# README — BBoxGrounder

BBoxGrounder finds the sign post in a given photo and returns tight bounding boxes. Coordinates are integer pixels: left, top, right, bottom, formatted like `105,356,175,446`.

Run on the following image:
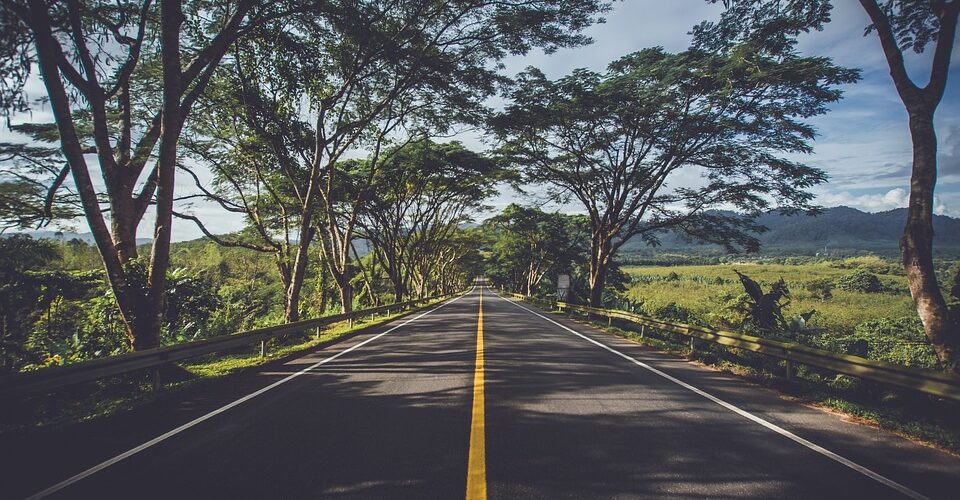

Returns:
557,274,570,302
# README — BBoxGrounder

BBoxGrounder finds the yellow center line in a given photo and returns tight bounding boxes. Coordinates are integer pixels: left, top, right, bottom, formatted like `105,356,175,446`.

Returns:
466,286,487,500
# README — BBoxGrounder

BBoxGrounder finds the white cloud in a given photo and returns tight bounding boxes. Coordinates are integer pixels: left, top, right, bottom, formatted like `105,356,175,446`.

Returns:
816,188,953,216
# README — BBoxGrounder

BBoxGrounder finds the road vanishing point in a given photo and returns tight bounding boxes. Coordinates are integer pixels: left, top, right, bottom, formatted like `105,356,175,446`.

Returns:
3,285,959,499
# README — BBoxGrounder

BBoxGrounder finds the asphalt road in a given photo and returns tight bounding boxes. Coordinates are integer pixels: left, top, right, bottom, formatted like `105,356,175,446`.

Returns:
3,286,959,499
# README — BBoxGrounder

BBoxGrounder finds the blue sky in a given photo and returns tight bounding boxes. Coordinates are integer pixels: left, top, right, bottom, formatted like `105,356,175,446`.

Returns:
477,0,960,220
4,1,959,240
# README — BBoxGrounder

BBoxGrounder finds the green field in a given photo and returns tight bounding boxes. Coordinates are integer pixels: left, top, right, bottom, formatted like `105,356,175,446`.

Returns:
620,256,943,368
623,258,913,333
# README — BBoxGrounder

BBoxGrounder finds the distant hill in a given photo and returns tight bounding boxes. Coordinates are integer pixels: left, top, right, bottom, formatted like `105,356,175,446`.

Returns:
622,206,960,257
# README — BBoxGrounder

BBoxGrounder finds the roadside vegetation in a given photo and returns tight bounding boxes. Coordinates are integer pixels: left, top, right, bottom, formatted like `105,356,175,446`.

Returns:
620,258,941,367
590,315,960,455
1,302,442,435
0,232,478,374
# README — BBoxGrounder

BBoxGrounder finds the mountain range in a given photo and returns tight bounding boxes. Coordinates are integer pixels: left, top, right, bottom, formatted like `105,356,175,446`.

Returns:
9,206,960,257
622,206,960,257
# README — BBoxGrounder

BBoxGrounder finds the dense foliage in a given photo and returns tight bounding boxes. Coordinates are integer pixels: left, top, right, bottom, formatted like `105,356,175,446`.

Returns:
0,0,611,350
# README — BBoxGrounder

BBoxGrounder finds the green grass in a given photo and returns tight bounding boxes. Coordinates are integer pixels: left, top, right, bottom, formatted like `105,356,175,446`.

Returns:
622,260,916,335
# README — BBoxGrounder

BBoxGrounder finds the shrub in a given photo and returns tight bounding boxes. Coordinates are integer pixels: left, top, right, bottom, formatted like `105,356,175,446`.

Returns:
733,270,790,331
650,302,694,323
849,317,939,369
806,279,833,301
836,270,883,293
832,255,891,273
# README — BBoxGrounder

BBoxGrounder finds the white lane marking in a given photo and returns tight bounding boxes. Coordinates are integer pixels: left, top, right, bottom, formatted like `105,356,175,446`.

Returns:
27,291,474,500
494,292,929,500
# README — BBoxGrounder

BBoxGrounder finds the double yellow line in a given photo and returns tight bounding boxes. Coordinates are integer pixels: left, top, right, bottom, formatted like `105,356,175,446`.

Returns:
466,287,487,499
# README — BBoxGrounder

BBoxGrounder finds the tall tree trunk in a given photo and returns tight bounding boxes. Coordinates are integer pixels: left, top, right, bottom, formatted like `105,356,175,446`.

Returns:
526,261,535,297
28,0,148,350
284,224,314,323
587,236,611,307
111,195,140,262
136,0,186,351
393,278,405,303
384,253,405,302
902,110,959,373
335,270,353,314
316,253,329,316
860,0,960,374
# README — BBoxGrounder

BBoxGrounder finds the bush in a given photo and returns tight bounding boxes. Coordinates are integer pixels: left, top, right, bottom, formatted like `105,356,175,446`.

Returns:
832,255,892,274
848,317,939,369
733,271,790,331
836,270,883,293
649,302,694,323
806,279,833,301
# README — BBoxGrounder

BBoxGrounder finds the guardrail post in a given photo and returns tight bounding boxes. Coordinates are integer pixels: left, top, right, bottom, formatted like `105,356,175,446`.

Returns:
348,318,353,328
640,325,645,338
785,360,794,380
607,316,612,328
315,326,322,340
260,340,266,358
689,336,695,352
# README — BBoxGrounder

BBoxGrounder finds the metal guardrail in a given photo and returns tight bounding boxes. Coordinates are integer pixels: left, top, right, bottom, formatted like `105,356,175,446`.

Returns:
504,292,960,402
0,292,461,397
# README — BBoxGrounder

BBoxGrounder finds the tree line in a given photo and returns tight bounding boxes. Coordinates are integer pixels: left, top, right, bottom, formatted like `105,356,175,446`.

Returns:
0,0,609,354
1,1,957,374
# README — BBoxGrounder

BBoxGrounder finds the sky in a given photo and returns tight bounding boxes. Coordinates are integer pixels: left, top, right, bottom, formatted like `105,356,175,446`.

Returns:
4,0,960,241
474,0,960,219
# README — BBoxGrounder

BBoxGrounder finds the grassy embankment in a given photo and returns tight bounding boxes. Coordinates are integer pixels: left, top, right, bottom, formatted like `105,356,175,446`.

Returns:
2,298,449,435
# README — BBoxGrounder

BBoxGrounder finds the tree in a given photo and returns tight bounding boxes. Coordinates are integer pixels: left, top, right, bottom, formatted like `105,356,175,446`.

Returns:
483,204,588,296
310,0,611,313
178,0,610,316
0,1,303,350
493,46,856,307
358,141,499,302
177,26,322,323
703,0,960,373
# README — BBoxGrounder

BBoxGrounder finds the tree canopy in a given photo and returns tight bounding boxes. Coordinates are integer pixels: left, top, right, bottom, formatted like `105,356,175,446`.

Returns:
493,43,857,305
